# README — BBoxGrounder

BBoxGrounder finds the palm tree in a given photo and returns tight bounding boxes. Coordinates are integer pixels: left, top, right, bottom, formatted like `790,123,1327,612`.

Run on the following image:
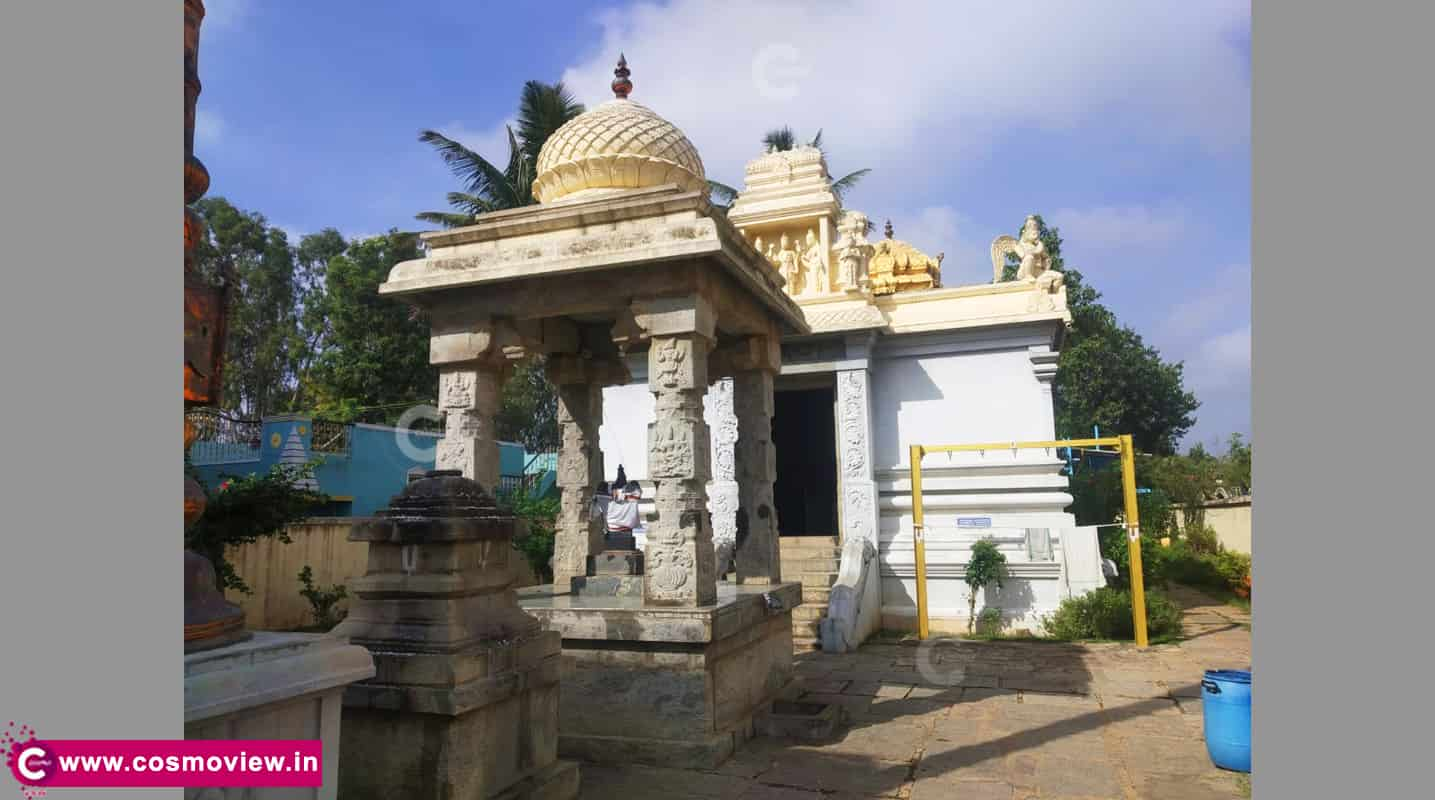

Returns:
707,126,872,220
416,81,585,229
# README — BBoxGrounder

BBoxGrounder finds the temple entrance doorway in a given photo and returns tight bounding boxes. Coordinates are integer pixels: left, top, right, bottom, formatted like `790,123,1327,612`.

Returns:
773,383,839,537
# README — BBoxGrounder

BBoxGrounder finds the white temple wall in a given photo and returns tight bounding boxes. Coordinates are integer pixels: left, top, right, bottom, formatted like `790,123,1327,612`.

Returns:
869,326,1081,633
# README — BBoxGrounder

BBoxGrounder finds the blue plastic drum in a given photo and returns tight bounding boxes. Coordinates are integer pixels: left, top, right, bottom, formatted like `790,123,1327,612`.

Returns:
1201,669,1251,772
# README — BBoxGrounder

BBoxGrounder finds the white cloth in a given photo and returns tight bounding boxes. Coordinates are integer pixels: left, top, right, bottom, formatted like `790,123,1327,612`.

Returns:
606,498,641,531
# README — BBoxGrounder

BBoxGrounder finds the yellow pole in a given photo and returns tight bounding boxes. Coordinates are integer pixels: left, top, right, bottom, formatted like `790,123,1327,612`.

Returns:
910,444,930,640
1119,434,1149,648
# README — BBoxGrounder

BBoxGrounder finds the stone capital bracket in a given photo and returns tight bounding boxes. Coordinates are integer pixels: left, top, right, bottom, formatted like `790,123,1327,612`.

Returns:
630,295,716,343
709,331,781,382
548,351,632,388
429,317,530,368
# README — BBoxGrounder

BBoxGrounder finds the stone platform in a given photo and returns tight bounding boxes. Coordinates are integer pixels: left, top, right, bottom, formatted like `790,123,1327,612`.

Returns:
518,581,803,769
185,632,375,800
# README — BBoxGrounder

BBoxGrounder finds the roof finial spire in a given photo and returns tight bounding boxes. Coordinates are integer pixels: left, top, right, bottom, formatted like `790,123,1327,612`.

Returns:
884,219,894,239
612,53,632,99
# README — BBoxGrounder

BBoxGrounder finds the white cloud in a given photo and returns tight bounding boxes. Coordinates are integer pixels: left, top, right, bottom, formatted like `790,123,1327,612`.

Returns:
195,109,224,147
1160,263,1250,339
1048,205,1191,250
555,0,1249,191
1187,325,1250,393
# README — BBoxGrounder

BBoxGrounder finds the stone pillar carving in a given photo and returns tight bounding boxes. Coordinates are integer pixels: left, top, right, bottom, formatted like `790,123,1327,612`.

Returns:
708,377,740,580
644,333,718,606
435,366,504,492
550,354,605,590
836,368,879,549
733,365,780,584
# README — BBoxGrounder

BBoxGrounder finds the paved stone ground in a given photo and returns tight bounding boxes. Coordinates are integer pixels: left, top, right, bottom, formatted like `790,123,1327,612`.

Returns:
578,586,1251,799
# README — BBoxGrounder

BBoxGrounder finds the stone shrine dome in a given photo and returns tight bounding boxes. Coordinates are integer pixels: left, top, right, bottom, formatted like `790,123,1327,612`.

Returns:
532,55,706,204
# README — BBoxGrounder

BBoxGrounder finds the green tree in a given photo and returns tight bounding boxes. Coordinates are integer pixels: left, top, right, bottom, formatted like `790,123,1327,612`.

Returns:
192,197,304,417
306,232,437,422
416,81,585,228
496,360,560,452
1005,215,1199,454
291,228,349,410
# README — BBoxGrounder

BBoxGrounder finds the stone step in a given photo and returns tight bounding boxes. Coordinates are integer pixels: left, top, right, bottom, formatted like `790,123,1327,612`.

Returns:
797,571,838,588
792,619,823,638
786,557,840,574
792,636,823,652
802,585,832,605
793,605,828,622
780,548,842,561
780,536,839,551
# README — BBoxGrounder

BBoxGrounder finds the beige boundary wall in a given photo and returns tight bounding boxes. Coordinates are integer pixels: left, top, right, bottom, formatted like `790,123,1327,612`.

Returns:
226,518,541,631
1175,498,1252,554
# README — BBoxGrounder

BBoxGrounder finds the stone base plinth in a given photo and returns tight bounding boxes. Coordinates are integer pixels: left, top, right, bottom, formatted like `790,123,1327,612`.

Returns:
570,575,644,597
339,629,577,800
517,582,802,769
184,632,376,800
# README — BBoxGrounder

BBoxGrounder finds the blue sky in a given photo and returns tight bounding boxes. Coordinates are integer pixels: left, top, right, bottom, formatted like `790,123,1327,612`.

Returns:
196,0,1250,452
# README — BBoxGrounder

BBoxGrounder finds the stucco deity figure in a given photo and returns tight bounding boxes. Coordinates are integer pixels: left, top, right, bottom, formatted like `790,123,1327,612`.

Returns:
991,215,1060,286
801,229,826,295
777,232,803,294
834,211,872,291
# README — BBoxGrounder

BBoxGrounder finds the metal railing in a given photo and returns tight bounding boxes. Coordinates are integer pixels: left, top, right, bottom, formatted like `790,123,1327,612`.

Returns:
185,409,263,464
309,419,350,454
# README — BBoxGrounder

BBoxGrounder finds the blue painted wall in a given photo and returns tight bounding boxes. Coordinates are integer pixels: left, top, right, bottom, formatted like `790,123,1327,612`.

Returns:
188,415,540,517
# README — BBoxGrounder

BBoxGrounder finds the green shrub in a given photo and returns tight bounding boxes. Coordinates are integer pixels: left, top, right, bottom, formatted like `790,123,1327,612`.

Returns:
974,607,1004,638
1044,587,1183,642
1184,524,1221,555
965,539,1007,634
498,482,559,584
297,565,348,629
1098,529,1167,591
186,461,329,594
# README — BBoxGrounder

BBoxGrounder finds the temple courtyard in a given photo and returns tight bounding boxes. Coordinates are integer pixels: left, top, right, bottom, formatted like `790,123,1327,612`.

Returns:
579,586,1251,800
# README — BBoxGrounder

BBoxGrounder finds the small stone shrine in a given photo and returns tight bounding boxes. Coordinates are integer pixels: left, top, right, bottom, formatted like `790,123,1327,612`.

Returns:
335,470,578,799
377,57,807,769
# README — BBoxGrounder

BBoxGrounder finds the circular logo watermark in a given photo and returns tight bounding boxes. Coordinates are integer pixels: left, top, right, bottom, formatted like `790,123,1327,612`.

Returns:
913,637,968,687
393,403,442,463
751,42,808,101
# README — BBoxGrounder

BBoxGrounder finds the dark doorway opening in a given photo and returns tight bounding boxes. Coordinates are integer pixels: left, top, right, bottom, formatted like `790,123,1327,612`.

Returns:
773,386,838,536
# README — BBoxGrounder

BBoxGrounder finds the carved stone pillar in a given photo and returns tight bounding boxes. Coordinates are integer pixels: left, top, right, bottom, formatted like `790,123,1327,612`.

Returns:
708,377,740,580
644,333,717,606
550,354,605,590
733,366,780,584
435,366,504,492
836,368,879,550
431,321,512,493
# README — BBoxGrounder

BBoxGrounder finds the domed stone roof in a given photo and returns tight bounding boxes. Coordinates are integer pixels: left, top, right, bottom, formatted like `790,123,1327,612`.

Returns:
531,56,706,204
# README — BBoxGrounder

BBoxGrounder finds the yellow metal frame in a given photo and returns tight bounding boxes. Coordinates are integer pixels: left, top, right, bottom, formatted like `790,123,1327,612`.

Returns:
908,434,1148,648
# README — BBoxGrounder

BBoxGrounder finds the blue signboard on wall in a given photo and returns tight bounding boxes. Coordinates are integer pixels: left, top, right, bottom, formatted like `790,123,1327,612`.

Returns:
957,517,993,528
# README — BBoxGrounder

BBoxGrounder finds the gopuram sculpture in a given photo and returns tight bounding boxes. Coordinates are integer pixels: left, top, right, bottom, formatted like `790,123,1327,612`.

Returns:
991,214,1065,310
833,210,873,291
867,220,943,295
801,228,826,295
